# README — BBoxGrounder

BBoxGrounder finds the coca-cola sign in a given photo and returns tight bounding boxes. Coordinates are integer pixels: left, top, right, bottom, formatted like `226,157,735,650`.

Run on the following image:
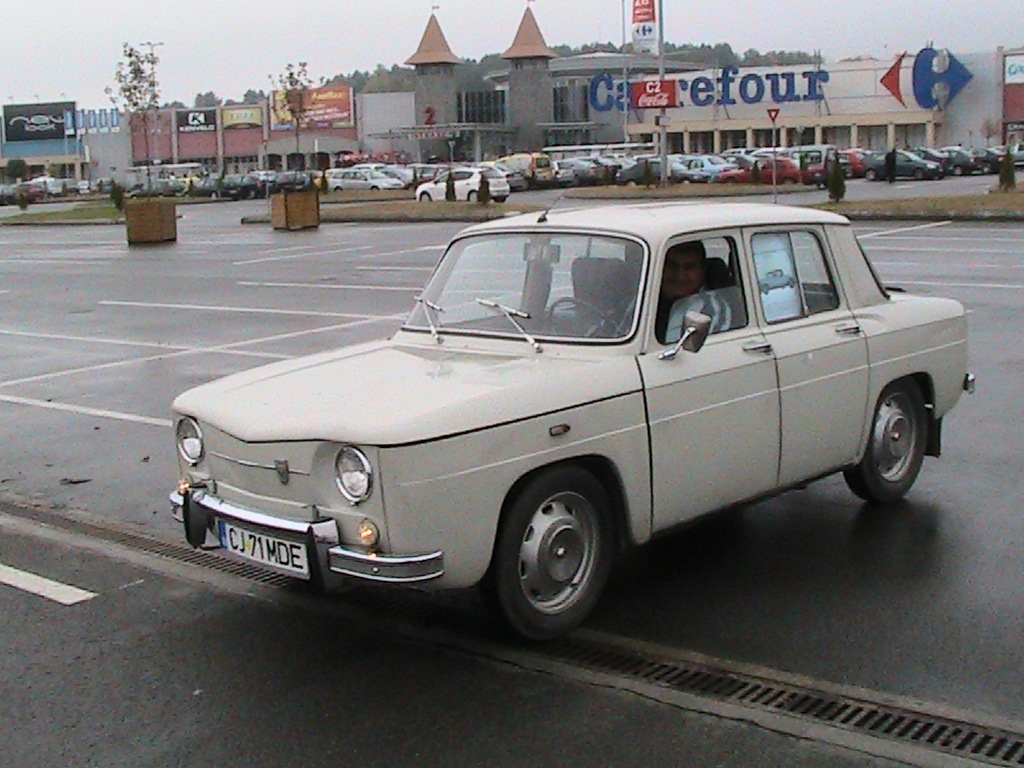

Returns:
631,81,678,109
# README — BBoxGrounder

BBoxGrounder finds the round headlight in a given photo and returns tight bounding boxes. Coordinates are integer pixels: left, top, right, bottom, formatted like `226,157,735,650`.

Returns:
176,417,204,465
335,446,373,503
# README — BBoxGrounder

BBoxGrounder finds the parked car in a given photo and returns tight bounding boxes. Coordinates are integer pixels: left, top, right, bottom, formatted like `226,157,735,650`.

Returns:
170,202,972,639
187,176,222,198
126,179,187,198
717,156,803,184
837,148,871,178
496,151,554,188
0,184,18,205
941,149,984,176
221,173,263,200
909,147,951,176
556,157,603,186
615,157,688,185
15,183,47,202
677,154,736,183
551,160,576,187
415,166,510,202
269,171,313,194
863,150,944,181
326,167,405,191
967,147,1005,174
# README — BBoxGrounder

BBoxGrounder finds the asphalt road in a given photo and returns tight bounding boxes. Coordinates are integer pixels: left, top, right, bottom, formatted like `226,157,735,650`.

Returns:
1,186,1021,767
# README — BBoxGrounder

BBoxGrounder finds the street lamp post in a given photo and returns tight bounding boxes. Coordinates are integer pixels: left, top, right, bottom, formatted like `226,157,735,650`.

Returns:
657,0,668,185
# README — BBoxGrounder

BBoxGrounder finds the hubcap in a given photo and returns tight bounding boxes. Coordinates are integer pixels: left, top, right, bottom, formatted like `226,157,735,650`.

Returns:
873,394,917,481
518,493,597,614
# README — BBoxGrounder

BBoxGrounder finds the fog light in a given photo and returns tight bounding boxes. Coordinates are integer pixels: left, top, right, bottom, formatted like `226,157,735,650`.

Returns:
358,519,379,547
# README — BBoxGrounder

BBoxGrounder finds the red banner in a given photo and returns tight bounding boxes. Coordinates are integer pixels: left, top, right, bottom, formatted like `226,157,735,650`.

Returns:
631,80,677,109
632,0,656,24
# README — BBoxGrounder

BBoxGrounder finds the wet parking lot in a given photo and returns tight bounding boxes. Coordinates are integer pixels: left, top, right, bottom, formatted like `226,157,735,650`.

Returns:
1,197,1022,766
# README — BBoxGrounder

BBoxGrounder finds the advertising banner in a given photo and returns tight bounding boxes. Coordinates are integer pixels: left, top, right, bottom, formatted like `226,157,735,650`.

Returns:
222,106,264,129
3,101,75,142
630,80,677,109
631,0,657,55
176,109,218,133
270,86,354,130
1006,55,1024,85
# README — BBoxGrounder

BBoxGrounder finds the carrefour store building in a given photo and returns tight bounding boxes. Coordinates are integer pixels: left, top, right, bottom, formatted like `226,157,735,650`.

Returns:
591,47,1011,153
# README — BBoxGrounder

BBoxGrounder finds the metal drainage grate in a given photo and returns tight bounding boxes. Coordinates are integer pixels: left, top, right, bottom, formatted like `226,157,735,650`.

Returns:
539,636,1024,767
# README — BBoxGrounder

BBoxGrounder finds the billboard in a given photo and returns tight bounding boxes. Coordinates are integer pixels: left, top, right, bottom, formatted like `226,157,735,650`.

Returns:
631,80,678,109
1006,54,1024,85
176,109,217,133
270,86,354,130
222,106,264,129
3,101,75,142
631,0,657,55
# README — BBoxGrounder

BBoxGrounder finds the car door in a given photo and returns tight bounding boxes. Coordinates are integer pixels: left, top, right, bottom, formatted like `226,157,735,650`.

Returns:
638,232,781,531
747,227,869,485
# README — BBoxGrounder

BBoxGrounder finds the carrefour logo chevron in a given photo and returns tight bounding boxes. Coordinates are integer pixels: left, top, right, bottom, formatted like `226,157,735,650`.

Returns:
881,47,973,109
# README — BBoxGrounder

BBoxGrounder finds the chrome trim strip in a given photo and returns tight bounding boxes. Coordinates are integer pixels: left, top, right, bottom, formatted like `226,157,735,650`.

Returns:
170,490,334,539
328,546,444,583
208,451,310,476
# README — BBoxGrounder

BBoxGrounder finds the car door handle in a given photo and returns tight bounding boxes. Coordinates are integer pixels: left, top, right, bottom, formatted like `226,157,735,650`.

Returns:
742,341,773,354
834,323,863,336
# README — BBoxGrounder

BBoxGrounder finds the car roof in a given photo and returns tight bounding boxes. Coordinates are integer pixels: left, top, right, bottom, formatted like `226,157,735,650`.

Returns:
461,202,849,242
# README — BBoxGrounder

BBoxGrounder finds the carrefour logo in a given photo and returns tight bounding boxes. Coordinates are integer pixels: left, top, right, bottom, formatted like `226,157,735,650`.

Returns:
881,47,973,109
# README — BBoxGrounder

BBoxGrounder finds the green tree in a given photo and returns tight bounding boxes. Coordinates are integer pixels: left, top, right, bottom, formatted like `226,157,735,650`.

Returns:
193,91,222,108
107,43,161,195
998,150,1016,192
827,156,846,202
275,62,314,168
5,158,27,182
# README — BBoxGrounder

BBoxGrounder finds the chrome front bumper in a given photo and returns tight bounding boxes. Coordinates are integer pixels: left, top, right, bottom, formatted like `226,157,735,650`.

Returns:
170,489,444,584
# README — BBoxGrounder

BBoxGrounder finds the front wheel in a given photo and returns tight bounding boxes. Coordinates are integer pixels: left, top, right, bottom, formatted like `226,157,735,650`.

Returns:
467,190,478,202
843,380,927,503
418,192,432,202
493,196,507,203
481,465,614,640
865,168,878,181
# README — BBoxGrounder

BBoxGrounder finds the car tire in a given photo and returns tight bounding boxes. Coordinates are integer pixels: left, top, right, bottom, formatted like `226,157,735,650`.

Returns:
493,196,507,203
843,379,927,504
952,166,963,176
914,168,925,180
419,192,432,202
481,465,614,640
467,190,478,202
865,168,878,181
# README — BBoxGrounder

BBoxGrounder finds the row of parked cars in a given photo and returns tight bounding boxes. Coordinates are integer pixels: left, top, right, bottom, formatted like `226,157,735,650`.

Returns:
843,145,1023,181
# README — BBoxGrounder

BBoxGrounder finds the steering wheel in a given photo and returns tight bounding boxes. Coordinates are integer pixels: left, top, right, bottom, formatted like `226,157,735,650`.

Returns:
545,297,616,338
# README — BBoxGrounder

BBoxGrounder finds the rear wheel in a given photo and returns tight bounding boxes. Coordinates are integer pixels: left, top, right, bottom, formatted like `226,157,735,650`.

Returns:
865,168,878,181
481,465,614,640
913,168,925,180
467,190,478,202
843,380,927,503
419,192,432,202
493,196,507,203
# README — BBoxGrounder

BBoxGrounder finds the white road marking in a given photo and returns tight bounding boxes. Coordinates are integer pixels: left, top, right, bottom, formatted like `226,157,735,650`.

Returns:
233,245,373,266
858,221,951,239
99,300,375,318
0,562,97,605
355,266,435,272
238,281,418,292
0,394,171,427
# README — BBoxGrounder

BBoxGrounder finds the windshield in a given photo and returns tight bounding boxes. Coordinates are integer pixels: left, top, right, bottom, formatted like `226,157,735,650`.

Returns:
405,232,646,343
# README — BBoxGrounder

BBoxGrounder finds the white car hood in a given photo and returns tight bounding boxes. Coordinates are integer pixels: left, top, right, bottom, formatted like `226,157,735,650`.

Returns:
173,339,641,445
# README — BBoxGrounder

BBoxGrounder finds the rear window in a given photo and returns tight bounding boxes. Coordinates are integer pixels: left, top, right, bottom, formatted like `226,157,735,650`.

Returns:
481,168,503,179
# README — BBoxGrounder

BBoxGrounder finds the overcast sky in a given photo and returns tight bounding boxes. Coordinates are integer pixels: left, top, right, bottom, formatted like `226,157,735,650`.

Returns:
10,0,1022,109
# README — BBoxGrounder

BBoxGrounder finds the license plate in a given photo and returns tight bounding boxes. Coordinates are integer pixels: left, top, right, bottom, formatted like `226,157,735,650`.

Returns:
218,520,310,578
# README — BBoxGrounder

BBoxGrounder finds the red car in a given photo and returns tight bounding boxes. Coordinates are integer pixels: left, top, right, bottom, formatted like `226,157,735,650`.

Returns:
838,148,871,178
14,182,46,203
718,156,802,184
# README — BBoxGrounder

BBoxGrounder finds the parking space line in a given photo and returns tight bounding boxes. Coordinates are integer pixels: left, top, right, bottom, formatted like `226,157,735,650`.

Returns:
859,221,951,239
0,562,97,605
238,281,418,292
100,300,375,318
233,245,373,266
0,394,171,427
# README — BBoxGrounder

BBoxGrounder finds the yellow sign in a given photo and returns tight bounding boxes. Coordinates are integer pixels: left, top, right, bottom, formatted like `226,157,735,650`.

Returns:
222,106,264,129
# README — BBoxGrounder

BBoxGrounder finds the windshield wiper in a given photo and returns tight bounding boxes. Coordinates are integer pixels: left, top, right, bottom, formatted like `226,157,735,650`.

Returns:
475,298,542,353
415,296,444,344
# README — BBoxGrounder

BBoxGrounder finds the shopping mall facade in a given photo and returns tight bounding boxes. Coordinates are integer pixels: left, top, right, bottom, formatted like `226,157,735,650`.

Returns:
3,8,1023,183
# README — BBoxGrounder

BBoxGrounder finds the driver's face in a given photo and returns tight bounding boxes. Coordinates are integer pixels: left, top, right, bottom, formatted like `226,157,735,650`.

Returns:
661,249,707,300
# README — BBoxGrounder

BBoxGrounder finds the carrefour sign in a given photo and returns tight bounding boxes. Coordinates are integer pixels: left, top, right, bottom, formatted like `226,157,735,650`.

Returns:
1006,55,1024,85
590,68,830,112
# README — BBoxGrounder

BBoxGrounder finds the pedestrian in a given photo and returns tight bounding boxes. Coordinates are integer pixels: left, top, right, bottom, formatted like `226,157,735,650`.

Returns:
885,147,897,184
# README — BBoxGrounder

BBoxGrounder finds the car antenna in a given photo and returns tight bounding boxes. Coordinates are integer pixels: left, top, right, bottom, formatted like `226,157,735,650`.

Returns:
536,189,568,223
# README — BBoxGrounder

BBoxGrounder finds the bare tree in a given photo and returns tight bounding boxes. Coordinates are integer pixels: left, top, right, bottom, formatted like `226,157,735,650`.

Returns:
107,43,160,193
274,62,314,169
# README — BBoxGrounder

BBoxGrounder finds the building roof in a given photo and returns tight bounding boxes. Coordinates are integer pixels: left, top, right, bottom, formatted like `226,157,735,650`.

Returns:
405,14,461,66
501,6,557,60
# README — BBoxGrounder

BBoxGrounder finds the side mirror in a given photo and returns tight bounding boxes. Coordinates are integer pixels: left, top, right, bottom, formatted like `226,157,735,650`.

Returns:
658,311,711,360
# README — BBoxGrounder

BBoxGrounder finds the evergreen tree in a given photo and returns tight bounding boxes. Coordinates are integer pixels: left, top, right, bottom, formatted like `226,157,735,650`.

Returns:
827,156,846,202
999,150,1017,192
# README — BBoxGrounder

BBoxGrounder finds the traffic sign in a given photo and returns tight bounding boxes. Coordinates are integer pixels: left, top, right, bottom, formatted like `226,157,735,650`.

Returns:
767,108,780,123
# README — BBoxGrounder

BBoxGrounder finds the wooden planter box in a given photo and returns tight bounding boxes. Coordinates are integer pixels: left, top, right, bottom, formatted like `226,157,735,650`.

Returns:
271,190,320,230
124,200,177,244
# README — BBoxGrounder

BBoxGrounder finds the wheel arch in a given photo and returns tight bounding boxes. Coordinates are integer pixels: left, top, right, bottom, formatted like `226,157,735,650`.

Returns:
496,454,632,556
876,372,940,457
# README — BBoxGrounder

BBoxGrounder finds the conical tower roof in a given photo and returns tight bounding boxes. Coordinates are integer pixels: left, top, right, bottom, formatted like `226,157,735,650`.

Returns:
405,13,461,66
501,6,557,60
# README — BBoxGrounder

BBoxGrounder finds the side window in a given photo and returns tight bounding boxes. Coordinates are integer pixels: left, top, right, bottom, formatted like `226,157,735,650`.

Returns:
751,231,840,324
657,235,748,343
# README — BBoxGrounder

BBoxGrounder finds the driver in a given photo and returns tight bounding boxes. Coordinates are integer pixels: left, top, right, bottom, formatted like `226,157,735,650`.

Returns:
655,241,731,343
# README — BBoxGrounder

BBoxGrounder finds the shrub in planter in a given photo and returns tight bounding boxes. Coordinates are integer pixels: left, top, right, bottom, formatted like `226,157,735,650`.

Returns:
110,182,125,211
16,191,29,210
478,172,490,204
641,160,655,188
445,173,456,202
999,151,1016,192
827,157,846,202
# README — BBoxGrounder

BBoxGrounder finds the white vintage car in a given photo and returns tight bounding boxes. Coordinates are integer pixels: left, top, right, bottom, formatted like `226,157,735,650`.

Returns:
171,203,973,639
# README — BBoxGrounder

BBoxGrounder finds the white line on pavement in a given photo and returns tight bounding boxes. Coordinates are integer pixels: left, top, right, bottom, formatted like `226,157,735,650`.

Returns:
237,281,418,292
858,221,952,239
0,394,171,426
0,562,98,605
99,300,375,318
233,245,373,266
